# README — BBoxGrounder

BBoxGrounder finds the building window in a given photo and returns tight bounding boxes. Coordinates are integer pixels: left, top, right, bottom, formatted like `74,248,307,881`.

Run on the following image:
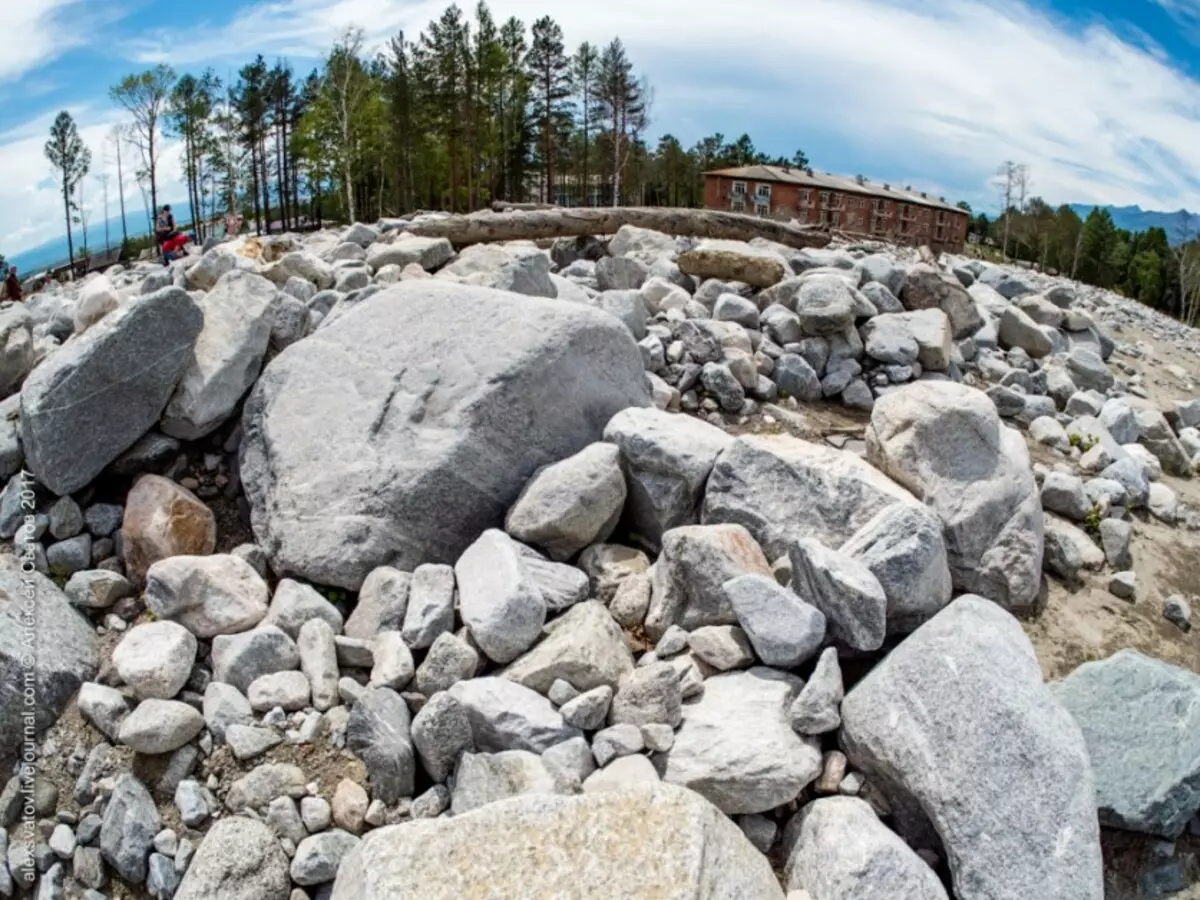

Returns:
820,191,831,206
755,184,771,199
731,199,745,213
732,181,747,197
799,190,811,207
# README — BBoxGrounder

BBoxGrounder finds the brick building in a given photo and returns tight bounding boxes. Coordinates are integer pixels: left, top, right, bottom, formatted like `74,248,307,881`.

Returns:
704,165,969,252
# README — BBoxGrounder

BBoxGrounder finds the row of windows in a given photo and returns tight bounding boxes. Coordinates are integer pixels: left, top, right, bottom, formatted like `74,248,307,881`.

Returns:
728,180,959,224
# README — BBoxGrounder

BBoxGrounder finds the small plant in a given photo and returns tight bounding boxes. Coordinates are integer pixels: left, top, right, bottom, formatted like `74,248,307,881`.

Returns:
1083,504,1103,539
1067,432,1098,453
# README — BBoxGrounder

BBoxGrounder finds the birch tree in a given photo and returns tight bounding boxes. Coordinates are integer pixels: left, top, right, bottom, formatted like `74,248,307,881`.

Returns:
110,65,176,217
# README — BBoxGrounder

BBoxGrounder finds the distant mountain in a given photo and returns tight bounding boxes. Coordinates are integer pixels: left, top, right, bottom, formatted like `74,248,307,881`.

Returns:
1067,204,1195,244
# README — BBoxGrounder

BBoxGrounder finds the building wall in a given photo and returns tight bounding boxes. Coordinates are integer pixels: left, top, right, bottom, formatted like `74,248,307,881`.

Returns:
704,174,968,252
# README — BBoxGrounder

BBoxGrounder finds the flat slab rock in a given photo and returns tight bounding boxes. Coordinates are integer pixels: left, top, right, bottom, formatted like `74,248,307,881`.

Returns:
1051,650,1200,839
840,596,1103,900
240,280,649,589
330,783,784,899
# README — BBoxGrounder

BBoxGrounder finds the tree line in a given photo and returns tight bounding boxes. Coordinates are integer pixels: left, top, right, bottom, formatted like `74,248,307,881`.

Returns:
966,199,1200,325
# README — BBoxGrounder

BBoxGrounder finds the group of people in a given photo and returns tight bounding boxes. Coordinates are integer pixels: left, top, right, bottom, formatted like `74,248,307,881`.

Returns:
155,205,193,265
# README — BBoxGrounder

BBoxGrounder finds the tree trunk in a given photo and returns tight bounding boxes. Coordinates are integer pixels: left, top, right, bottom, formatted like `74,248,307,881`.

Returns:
392,206,831,250
63,185,75,267
249,142,262,235
116,138,129,246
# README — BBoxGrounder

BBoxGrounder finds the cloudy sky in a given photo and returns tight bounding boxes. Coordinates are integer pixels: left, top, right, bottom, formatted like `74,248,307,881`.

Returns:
3,0,1200,257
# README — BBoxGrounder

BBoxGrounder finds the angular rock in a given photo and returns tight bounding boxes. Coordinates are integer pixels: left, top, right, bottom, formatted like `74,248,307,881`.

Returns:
703,434,922,561
783,796,950,900
840,596,1103,900
451,750,572,816
161,271,275,440
790,647,844,735
22,288,203,494
900,265,983,339
210,626,299,694
456,529,546,664
658,667,822,814
173,816,291,900
723,573,826,668
248,671,310,712
411,691,475,783
448,677,580,753
298,618,339,712
100,774,160,885
344,566,409,640
241,281,648,588
262,579,344,639
366,236,453,272
678,241,787,289
609,662,683,728
839,503,953,633
861,309,952,371
504,443,626,561
290,830,360,886
329,784,784,899
203,682,252,740
345,687,415,804
866,382,1044,613
603,407,733,549
1051,650,1200,839
502,600,634,695
645,523,772,640
413,631,479,697
0,563,97,756
145,554,269,638
789,539,887,652
122,475,216,586
112,621,197,700
998,306,1053,359
400,563,456,649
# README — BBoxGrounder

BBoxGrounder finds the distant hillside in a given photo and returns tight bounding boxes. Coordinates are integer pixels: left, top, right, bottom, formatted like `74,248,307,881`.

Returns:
1067,204,1195,244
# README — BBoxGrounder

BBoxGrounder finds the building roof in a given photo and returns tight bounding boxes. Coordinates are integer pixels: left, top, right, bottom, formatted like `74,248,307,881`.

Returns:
705,165,966,214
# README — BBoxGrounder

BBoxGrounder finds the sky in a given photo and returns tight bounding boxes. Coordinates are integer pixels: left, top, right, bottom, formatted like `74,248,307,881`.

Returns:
3,0,1200,260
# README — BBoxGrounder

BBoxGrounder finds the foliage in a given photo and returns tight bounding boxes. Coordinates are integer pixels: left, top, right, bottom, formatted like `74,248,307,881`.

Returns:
110,64,177,215
44,110,92,266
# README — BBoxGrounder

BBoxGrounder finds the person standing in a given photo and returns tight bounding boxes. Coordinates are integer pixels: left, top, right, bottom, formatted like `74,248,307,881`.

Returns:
155,205,177,264
3,267,21,302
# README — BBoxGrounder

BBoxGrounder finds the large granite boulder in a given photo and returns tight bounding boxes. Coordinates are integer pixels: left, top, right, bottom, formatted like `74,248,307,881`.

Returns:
656,667,822,814
241,282,649,589
782,796,949,900
900,264,982,339
840,596,1104,900
330,784,784,899
0,559,98,755
174,816,292,900
21,288,203,495
161,271,276,440
866,382,1044,613
703,434,922,561
1051,651,1200,839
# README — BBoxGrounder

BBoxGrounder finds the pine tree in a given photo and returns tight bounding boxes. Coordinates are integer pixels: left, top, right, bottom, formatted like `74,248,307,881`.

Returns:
526,17,570,204
594,38,645,206
232,57,269,233
571,42,599,206
44,111,91,267
423,6,471,212
168,70,220,238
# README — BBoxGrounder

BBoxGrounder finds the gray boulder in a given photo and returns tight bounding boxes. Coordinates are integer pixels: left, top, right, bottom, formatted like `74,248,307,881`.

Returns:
0,306,34,397
100,774,160,885
723,573,826,668
839,503,953,633
448,677,580,753
602,407,733,549
504,442,625,561
789,539,887,652
21,288,203,495
455,529,546,664
160,271,275,440
501,600,634,694
346,687,416,804
145,554,269,639
703,434,922,561
450,750,573,816
998,306,1053,359
645,523,772,640
174,817,291,900
861,310,952,371
0,562,97,756
783,796,949,899
365,236,453,272
1051,650,1200,839
840,596,1104,900
240,281,648,589
866,382,1044,613
657,667,822,814
900,264,982,339
329,784,784,899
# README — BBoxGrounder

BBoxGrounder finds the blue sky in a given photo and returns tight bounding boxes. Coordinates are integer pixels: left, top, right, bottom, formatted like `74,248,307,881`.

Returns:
3,0,1200,257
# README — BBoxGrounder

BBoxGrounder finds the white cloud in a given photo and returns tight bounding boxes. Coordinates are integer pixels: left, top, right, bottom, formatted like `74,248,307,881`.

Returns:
113,0,1200,218
0,107,186,257
0,0,124,84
